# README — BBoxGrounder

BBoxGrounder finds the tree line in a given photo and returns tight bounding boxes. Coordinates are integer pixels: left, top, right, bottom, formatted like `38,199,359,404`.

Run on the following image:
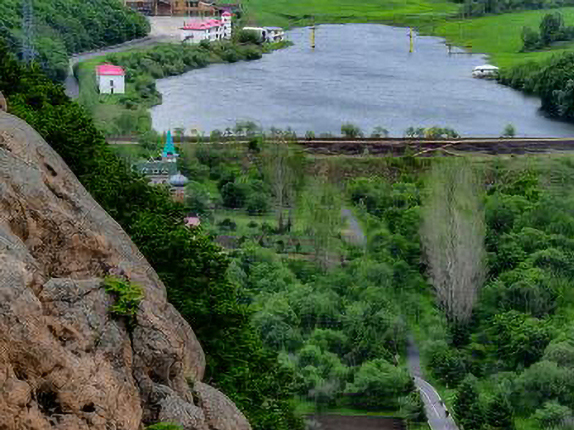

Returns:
0,0,149,81
350,158,574,429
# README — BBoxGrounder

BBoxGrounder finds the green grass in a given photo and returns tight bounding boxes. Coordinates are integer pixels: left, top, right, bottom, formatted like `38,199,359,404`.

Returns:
111,144,150,162
434,7,574,67
242,0,458,28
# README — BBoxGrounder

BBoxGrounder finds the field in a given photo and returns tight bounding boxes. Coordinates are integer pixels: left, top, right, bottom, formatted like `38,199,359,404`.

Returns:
434,7,574,67
241,0,458,28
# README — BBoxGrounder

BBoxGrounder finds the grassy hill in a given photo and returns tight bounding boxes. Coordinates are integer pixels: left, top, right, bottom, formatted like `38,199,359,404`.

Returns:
241,0,458,28
434,7,574,67
0,0,149,80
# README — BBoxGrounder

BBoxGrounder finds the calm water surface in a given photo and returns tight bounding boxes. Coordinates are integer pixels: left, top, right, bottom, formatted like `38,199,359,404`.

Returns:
151,24,574,137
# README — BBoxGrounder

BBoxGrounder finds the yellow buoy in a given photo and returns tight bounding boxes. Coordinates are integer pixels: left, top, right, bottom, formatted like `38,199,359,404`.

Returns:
311,25,316,49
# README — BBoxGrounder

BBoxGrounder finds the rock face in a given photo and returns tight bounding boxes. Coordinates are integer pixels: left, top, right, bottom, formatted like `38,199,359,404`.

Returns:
0,111,251,430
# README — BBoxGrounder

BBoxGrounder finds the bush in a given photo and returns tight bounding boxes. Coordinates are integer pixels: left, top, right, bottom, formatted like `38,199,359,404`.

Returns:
341,123,364,138
218,218,237,232
534,402,572,429
147,424,183,430
453,375,484,430
237,29,263,45
221,181,248,208
501,124,516,137
344,359,413,409
246,191,270,215
103,276,144,329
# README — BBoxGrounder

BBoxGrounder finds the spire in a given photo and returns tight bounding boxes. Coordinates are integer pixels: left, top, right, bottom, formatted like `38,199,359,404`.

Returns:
162,130,178,160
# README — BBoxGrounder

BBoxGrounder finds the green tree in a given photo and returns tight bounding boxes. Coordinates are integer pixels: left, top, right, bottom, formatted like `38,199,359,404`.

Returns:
501,124,516,137
521,27,540,52
341,122,364,138
534,401,572,429
371,126,389,138
298,180,342,269
484,392,514,430
344,359,413,410
486,311,552,369
454,375,484,430
540,12,565,46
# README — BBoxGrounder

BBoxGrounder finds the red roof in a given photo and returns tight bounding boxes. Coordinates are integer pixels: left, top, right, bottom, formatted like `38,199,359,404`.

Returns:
96,64,124,76
222,11,232,16
182,19,222,30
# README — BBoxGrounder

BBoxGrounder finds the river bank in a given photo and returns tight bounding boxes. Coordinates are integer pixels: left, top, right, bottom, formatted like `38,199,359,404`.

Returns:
75,39,290,150
151,24,574,137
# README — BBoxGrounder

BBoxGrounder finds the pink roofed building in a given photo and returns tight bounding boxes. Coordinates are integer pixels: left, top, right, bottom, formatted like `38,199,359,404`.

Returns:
184,216,201,228
96,64,125,95
181,11,232,43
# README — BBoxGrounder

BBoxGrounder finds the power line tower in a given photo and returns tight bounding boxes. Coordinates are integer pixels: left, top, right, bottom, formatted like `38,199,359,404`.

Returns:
22,0,38,63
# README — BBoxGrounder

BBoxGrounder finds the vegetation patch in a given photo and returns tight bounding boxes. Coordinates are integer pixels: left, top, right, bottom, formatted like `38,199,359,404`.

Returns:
103,276,144,328
0,0,148,81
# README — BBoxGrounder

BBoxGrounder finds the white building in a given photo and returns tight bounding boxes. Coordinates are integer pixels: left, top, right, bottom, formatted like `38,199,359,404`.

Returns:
96,64,125,95
242,26,285,43
181,11,232,44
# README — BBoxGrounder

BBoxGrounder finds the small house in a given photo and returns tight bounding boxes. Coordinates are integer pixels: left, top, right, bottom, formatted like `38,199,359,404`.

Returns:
96,64,125,95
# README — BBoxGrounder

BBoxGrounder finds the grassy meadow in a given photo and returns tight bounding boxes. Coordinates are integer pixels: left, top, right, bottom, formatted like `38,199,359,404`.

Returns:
241,0,458,28
434,7,574,67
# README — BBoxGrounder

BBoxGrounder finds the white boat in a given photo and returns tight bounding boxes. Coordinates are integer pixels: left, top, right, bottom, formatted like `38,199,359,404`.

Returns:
472,64,499,79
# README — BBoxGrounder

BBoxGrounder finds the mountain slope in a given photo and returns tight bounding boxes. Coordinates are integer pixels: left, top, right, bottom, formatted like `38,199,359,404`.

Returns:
0,109,250,430
0,0,149,80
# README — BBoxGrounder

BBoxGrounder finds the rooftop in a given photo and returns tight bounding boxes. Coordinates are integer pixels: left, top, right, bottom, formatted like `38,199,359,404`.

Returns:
96,64,125,76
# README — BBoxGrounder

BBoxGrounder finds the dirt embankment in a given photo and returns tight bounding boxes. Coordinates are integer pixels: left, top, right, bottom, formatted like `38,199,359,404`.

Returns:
309,415,405,430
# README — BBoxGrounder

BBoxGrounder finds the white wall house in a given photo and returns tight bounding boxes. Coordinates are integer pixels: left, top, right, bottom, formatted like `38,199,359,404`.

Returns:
96,64,125,95
181,12,232,44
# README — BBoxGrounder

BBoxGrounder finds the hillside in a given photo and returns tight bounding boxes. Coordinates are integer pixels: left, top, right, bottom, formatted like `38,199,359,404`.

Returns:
0,108,252,430
0,0,149,80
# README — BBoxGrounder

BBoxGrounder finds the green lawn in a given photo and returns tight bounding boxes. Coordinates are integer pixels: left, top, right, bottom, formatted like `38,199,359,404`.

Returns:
242,0,458,28
434,7,574,67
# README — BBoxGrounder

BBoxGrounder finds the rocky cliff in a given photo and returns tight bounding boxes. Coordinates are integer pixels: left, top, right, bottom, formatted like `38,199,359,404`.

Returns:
0,110,251,430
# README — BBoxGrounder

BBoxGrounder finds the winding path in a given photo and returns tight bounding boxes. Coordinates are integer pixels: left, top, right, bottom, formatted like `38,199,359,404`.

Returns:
65,36,170,98
407,337,459,430
341,209,459,430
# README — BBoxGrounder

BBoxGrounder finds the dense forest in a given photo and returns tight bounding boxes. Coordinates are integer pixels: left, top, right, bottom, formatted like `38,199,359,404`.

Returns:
500,50,574,121
0,0,149,80
347,158,574,430
173,131,574,430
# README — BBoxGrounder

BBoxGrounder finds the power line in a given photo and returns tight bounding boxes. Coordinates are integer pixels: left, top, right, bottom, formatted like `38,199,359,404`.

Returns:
22,0,37,63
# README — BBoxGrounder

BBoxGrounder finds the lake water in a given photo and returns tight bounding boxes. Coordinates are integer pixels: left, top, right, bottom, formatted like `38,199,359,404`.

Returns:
151,24,574,137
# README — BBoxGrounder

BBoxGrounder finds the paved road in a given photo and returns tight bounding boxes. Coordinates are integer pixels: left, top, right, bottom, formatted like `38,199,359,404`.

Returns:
407,336,459,430
65,36,170,98
341,208,366,246
340,210,459,430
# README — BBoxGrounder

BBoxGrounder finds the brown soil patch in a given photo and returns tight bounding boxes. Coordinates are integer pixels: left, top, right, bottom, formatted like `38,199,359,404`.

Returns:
309,415,405,430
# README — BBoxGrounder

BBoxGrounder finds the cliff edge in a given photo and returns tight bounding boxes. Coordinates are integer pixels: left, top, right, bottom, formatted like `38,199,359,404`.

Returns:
0,110,251,430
